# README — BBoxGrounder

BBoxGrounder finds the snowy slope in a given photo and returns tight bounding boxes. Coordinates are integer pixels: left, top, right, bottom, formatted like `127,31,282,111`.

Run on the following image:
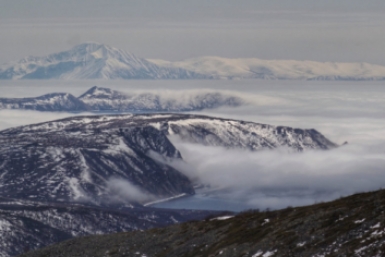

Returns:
0,115,194,206
149,56,385,80
0,43,208,80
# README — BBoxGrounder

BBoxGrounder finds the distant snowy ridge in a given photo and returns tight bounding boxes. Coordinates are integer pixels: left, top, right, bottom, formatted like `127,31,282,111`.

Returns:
0,86,245,112
149,57,385,80
0,93,90,112
78,86,244,112
1,42,385,80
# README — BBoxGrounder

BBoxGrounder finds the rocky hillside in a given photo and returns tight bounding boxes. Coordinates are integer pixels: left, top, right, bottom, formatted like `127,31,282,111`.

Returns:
19,189,385,257
0,113,337,207
0,113,338,257
0,197,220,257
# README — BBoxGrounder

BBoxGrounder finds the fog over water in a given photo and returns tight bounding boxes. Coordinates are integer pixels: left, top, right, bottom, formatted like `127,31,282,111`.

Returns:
1,80,384,211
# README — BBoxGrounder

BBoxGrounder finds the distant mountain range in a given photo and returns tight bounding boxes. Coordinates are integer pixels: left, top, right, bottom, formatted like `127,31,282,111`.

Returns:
1,42,385,80
0,86,244,112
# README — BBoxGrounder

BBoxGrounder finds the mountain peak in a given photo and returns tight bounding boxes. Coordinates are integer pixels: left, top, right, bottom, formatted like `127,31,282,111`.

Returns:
69,42,134,61
78,86,120,99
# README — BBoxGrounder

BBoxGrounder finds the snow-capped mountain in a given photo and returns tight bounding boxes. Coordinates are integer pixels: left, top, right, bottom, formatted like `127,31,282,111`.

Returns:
0,43,209,80
0,113,337,207
0,197,218,257
0,86,245,112
1,42,385,80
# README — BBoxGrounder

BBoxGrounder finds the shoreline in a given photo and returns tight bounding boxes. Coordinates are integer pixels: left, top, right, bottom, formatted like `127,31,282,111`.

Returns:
143,193,190,207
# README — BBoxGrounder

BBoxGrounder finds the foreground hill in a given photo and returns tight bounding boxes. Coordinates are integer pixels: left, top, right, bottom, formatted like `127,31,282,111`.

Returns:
19,189,385,257
1,42,385,80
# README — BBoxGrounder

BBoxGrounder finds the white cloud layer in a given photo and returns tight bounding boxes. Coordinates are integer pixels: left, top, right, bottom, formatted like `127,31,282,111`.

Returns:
106,178,154,204
168,139,385,210
0,110,82,131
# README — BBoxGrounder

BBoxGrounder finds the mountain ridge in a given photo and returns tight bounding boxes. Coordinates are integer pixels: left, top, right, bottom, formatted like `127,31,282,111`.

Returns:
0,86,245,112
0,113,337,208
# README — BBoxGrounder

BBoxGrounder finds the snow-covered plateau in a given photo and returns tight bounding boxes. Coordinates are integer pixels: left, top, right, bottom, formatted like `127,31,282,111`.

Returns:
1,42,385,80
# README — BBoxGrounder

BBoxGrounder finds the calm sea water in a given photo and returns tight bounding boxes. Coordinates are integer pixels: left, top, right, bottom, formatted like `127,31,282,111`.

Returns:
151,194,254,212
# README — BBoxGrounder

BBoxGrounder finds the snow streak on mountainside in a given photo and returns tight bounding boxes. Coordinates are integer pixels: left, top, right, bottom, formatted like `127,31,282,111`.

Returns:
0,43,208,80
0,113,337,208
1,42,385,80
0,86,245,112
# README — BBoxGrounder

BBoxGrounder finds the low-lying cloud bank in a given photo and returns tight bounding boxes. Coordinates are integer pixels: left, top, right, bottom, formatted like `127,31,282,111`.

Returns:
106,178,155,204
0,110,85,130
167,137,385,210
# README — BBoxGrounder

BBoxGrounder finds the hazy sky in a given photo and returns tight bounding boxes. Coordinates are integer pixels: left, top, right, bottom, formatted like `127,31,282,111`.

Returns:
1,0,385,65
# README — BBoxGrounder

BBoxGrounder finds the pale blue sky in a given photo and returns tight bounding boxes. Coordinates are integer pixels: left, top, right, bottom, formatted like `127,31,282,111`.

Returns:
1,0,385,64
